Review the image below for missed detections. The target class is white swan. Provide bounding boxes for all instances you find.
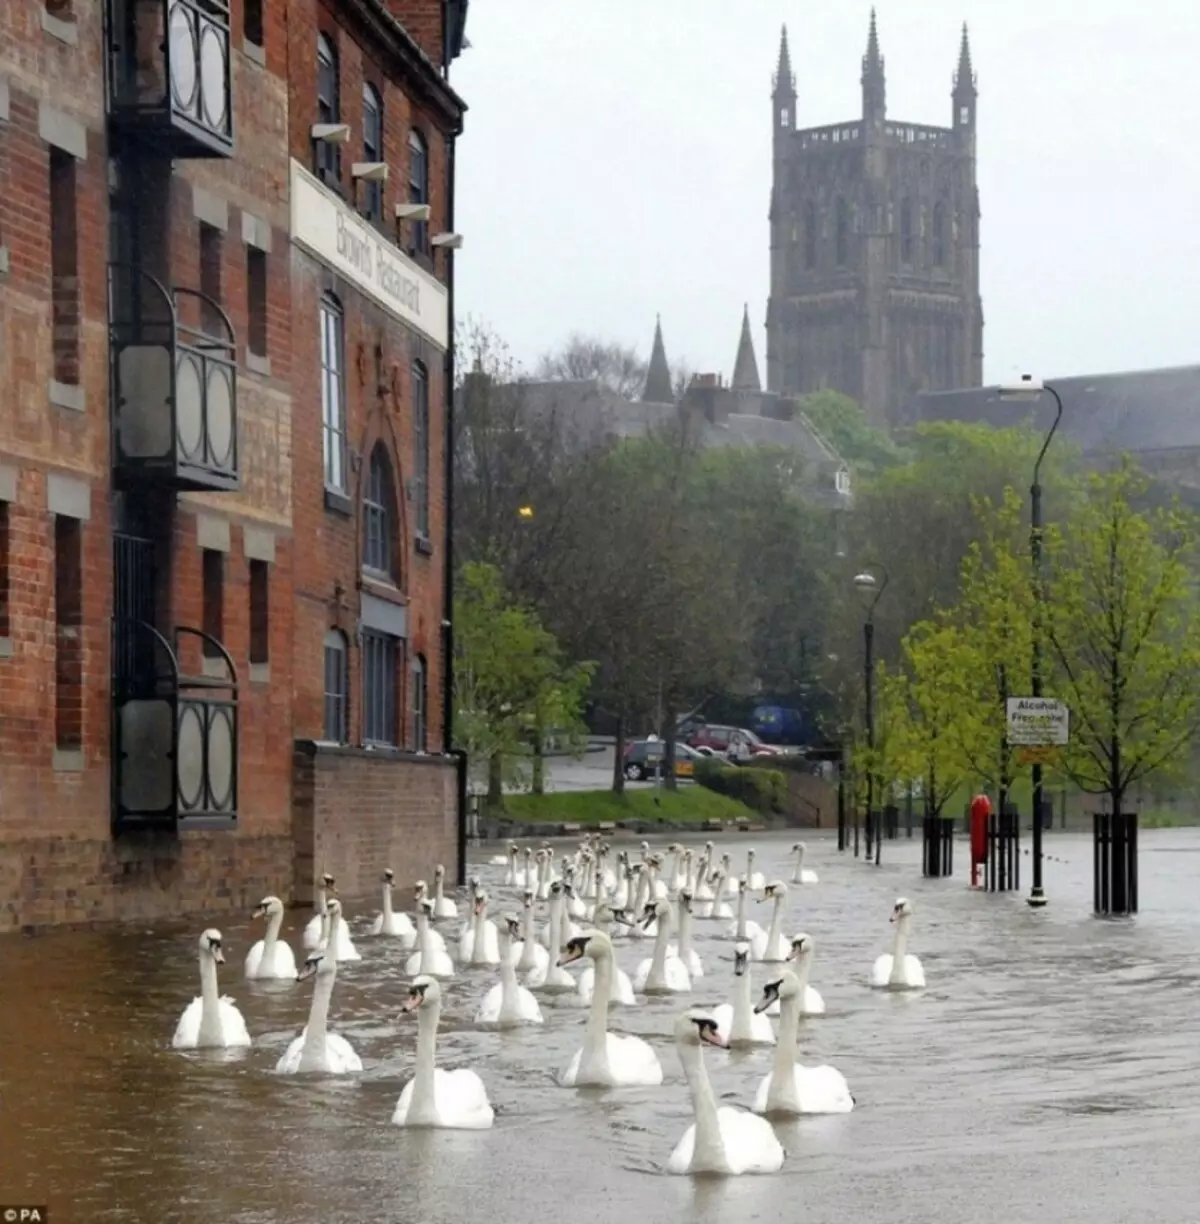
[392,977,494,1129]
[558,932,663,1087]
[754,881,790,963]
[666,1011,785,1176]
[785,933,826,1015]
[302,874,360,961]
[367,869,417,943]
[790,841,818,885]
[405,900,455,978]
[525,882,576,992]
[511,889,550,976]
[674,891,704,978]
[870,897,926,989]
[634,900,692,994]
[692,843,715,901]
[172,929,252,1050]
[475,916,544,1026]
[538,880,582,947]
[742,848,766,892]
[431,864,458,919]
[412,881,447,955]
[512,846,537,889]
[725,878,767,957]
[751,972,854,1115]
[276,901,363,1074]
[302,872,336,950]
[711,944,776,1046]
[244,896,298,980]
[502,842,520,886]
[458,888,502,966]
[574,903,637,1006]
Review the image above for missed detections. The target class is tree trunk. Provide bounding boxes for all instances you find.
[663,705,678,792]
[486,752,503,809]
[531,719,545,796]
[611,707,627,794]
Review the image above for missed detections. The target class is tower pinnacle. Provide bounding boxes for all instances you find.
[954,22,975,94]
[861,8,886,121]
[731,304,761,393]
[642,315,674,404]
[774,24,794,94]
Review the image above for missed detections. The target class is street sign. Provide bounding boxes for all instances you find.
[1006,697,1069,747]
[1016,745,1061,767]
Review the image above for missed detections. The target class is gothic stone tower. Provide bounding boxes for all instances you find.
[766,13,984,425]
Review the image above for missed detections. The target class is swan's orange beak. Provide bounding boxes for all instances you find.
[700,1026,727,1049]
[252,905,266,919]
[400,991,423,1014]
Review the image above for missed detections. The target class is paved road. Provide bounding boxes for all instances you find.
[506,739,691,792]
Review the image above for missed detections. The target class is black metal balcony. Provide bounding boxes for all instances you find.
[111,620,239,832]
[105,0,234,159]
[109,264,238,492]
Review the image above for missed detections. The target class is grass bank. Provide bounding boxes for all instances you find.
[503,786,758,827]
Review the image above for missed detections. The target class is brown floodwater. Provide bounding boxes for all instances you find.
[2,830,1200,1223]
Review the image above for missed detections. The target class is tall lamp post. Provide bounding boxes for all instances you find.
[997,373,1064,909]
[854,565,889,867]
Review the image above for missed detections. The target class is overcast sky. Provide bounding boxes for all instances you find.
[452,1,1200,389]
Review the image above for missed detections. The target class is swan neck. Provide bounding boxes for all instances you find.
[411,996,440,1114]
[199,951,220,1023]
[680,1039,724,1165]
[435,876,446,904]
[733,965,753,1036]
[650,910,670,976]
[499,934,518,1002]
[302,967,335,1058]
[793,955,811,990]
[417,908,431,953]
[583,947,613,1057]
[678,906,693,956]
[891,918,909,977]
[735,887,747,935]
[264,906,283,950]
[766,894,786,946]
[382,885,394,920]
[772,993,800,1084]
[325,911,342,966]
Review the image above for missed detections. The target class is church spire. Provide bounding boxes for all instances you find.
[773,24,794,94]
[731,304,761,393]
[952,22,977,133]
[642,315,674,403]
[861,8,886,123]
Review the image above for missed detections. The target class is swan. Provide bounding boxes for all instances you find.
[458,888,502,966]
[711,943,776,1047]
[538,881,582,944]
[392,977,494,1129]
[511,889,550,976]
[696,868,733,920]
[666,843,688,895]
[611,857,632,909]
[535,848,554,900]
[405,900,455,978]
[564,868,589,919]
[725,878,767,957]
[742,848,766,892]
[674,891,704,978]
[276,901,363,1074]
[666,1011,785,1176]
[302,873,336,950]
[755,881,790,962]
[244,896,298,980]
[487,848,509,867]
[790,841,818,885]
[751,972,854,1115]
[692,843,715,901]
[870,897,926,990]
[557,932,663,1087]
[456,875,483,940]
[302,874,360,961]
[512,846,537,889]
[785,933,826,1015]
[502,842,520,886]
[367,869,417,943]
[574,903,637,1006]
[475,916,544,1026]
[525,882,576,992]
[720,852,739,897]
[634,900,692,994]
[431,864,458,919]
[412,881,448,955]
[172,929,252,1049]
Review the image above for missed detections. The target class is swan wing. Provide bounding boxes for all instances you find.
[559,1047,584,1087]
[302,914,323,950]
[711,1003,735,1044]
[243,940,266,979]
[751,1072,772,1114]
[513,986,544,1023]
[869,953,893,988]
[217,998,252,1047]
[426,928,448,955]
[336,929,361,962]
[458,930,475,961]
[171,996,203,1048]
[717,1107,785,1174]
[612,968,638,1006]
[605,1033,663,1086]
[665,957,692,992]
[474,982,504,1024]
[324,1033,363,1073]
[632,958,652,992]
[368,914,384,936]
[685,951,704,978]
[904,955,927,988]
[801,985,826,1015]
[434,899,458,919]
[434,1068,495,1129]
[665,1123,697,1175]
[391,1078,416,1125]
[795,1064,854,1113]
[275,1033,306,1074]
[575,966,596,1003]
[404,948,423,977]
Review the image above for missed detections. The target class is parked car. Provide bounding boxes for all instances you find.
[683,723,782,758]
[622,738,705,781]
[750,704,808,745]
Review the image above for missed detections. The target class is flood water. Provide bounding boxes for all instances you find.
[3,829,1200,1222]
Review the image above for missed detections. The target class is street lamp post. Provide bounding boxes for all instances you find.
[854,566,889,867]
[998,373,1064,910]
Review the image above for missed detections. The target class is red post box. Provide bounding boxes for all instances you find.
[969,793,992,887]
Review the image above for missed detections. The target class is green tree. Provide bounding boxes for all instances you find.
[796,389,906,476]
[453,561,593,807]
[1044,461,1200,819]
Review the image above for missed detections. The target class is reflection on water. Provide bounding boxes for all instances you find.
[4,831,1200,1223]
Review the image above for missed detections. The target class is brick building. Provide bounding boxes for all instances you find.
[0,0,468,932]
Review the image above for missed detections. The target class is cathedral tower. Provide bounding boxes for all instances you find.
[765,12,984,425]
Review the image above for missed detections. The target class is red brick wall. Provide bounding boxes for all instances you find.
[384,1,446,67]
[292,743,458,912]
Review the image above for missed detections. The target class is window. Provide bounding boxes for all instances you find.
[320,294,347,492]
[803,201,817,269]
[363,444,397,578]
[779,107,789,129]
[199,222,223,334]
[249,560,269,665]
[316,33,340,184]
[412,654,427,752]
[834,197,849,267]
[54,516,83,751]
[202,548,224,658]
[244,0,263,47]
[246,248,268,358]
[932,202,947,267]
[362,630,398,746]
[362,84,384,223]
[0,503,8,638]
[323,629,349,742]
[407,129,428,255]
[412,361,430,540]
[50,149,80,387]
[899,197,914,263]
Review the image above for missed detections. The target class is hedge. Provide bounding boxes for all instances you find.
[694,758,787,815]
